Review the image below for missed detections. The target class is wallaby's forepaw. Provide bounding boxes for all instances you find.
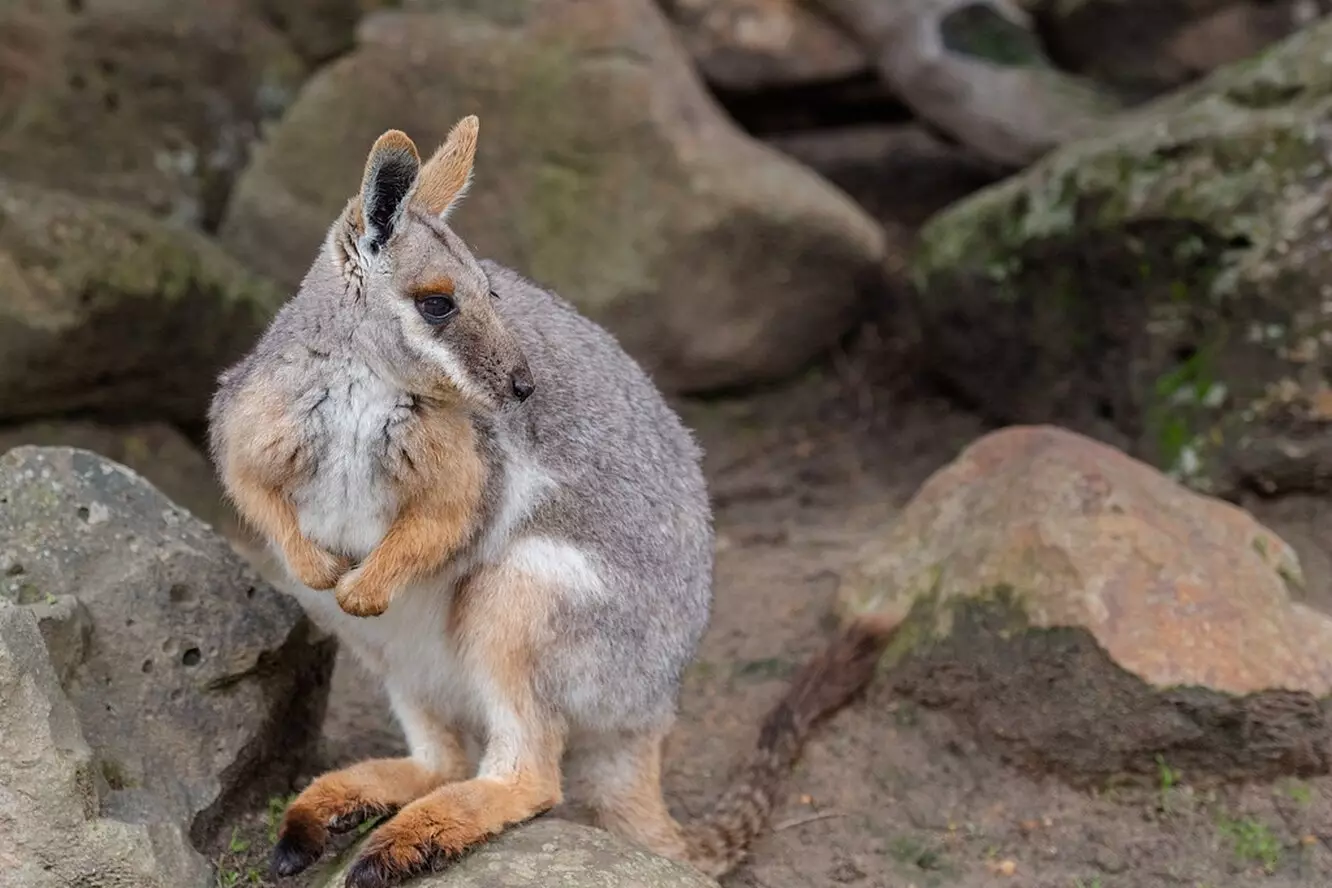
[285,539,352,590]
[336,567,395,617]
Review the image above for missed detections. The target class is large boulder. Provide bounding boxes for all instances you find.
[0,446,336,880]
[0,0,306,229]
[660,0,869,92]
[911,18,1332,496]
[0,420,238,540]
[311,819,720,888]
[838,426,1332,784]
[1028,0,1330,98]
[220,0,887,394]
[0,178,286,426]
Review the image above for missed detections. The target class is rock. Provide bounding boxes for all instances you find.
[311,819,720,887]
[0,178,286,426]
[813,0,1120,168]
[911,18,1332,496]
[1029,0,1331,98]
[246,0,394,66]
[0,420,238,540]
[660,0,869,91]
[767,124,1001,233]
[220,0,887,393]
[839,425,1332,784]
[0,598,213,888]
[0,0,306,229]
[0,446,336,862]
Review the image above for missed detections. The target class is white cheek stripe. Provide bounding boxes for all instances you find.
[387,299,491,404]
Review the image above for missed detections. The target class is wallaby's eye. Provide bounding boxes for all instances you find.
[416,295,458,326]
[489,288,499,300]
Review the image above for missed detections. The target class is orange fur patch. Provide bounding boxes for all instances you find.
[215,378,350,589]
[408,277,456,298]
[410,116,479,217]
[335,403,486,617]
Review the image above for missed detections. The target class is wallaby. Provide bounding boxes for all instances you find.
[208,115,898,888]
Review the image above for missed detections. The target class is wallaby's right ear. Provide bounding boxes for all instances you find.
[356,129,421,254]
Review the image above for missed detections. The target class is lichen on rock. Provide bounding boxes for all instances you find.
[911,18,1332,496]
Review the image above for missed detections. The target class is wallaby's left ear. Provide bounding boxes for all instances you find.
[359,129,421,253]
[410,115,479,220]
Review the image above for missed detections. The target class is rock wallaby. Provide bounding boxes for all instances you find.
[208,115,898,888]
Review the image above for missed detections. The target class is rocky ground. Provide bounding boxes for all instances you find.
[7,2,1332,888]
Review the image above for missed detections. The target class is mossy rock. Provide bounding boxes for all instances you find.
[912,18,1332,496]
[220,0,885,394]
[0,178,286,425]
[0,0,307,228]
[839,426,1332,784]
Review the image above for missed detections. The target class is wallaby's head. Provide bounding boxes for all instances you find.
[302,115,534,409]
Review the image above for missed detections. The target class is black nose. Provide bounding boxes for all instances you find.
[511,368,535,402]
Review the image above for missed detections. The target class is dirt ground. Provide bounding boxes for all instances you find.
[212,326,1332,888]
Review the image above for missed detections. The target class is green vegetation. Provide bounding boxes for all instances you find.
[1216,815,1282,873]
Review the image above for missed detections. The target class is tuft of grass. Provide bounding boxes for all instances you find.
[1282,779,1313,805]
[1155,753,1182,814]
[1217,815,1282,873]
[266,792,297,844]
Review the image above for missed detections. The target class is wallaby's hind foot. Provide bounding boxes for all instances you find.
[271,751,469,879]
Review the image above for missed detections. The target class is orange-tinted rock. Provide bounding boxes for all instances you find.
[840,425,1332,782]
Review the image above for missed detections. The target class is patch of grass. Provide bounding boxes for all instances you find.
[887,834,948,871]
[731,657,794,681]
[1282,779,1313,805]
[1073,878,1103,888]
[228,828,251,855]
[266,792,296,844]
[1217,815,1282,873]
[1155,753,1182,813]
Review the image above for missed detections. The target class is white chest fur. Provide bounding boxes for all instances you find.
[292,363,405,560]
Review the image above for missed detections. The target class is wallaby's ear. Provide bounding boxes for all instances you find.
[410,115,479,220]
[358,129,421,253]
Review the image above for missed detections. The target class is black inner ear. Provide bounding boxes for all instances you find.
[362,148,420,251]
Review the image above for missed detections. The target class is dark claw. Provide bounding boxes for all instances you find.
[344,853,399,888]
[269,815,325,879]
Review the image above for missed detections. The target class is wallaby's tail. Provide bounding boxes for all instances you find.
[680,615,900,878]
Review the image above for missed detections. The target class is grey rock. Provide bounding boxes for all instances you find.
[1029,0,1332,98]
[660,0,869,91]
[0,0,306,228]
[0,599,213,888]
[0,419,240,541]
[0,178,286,426]
[0,446,336,882]
[312,818,721,888]
[814,0,1119,168]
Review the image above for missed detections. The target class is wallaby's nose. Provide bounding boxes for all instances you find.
[511,367,535,402]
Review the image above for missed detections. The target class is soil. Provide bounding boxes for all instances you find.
[210,324,1332,888]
